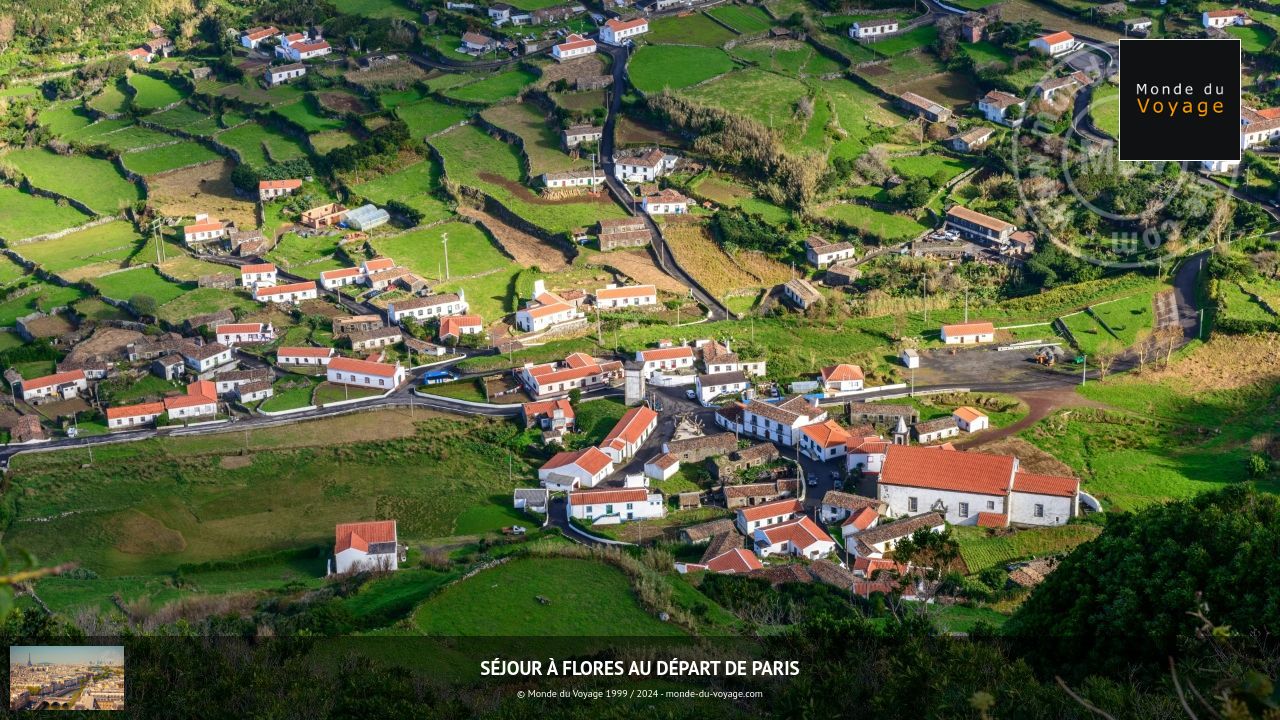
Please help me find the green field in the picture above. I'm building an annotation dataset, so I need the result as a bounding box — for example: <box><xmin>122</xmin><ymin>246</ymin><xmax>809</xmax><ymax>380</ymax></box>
<box><xmin>0</xmin><ymin>283</ymin><xmax>87</xmax><ymax>326</ymax></box>
<box><xmin>146</xmin><ymin>103</ymin><xmax>226</xmax><ymax>136</ymax></box>
<box><xmin>216</xmin><ymin>122</ymin><xmax>309</xmax><ymax>167</ymax></box>
<box><xmin>378</xmin><ymin>87</ymin><xmax>428</xmax><ymax>109</ymax></box>
<box><xmin>311</xmin><ymin>130</ymin><xmax>360</xmax><ymax>154</ymax></box>
<box><xmin>0</xmin><ymin>185</ymin><xmax>93</xmax><ymax>241</ymax></box>
<box><xmin>349</xmin><ymin>158</ymin><xmax>453</xmax><ymax>224</ymax></box>
<box><xmin>276</xmin><ymin>96</ymin><xmax>346</xmax><ymax>132</ymax></box>
<box><xmin>1227</xmin><ymin>24</ymin><xmax>1274</xmax><ymax>53</ymax></box>
<box><xmin>122</xmin><ymin>141</ymin><xmax>221</xmax><ymax>175</ymax></box>
<box><xmin>690</xmin><ymin>173</ymin><xmax>791</xmax><ymax>224</ymax></box>
<box><xmin>414</xmin><ymin>557</ymin><xmax>683</xmax><ymax>636</ymax></box>
<box><xmin>128</xmin><ymin>73</ymin><xmax>188</xmax><ymax>111</ymax></box>
<box><xmin>707</xmin><ymin>5</ymin><xmax>774</xmax><ymax>33</ymax></box>
<box><xmin>88</xmin><ymin>80</ymin><xmax>131</xmax><ymax>115</ymax></box>
<box><xmin>1087</xmin><ymin>290</ymin><xmax>1156</xmax><ymax>348</ymax></box>
<box><xmin>266</xmin><ymin>233</ymin><xmax>343</xmax><ymax>273</ymax></box>
<box><xmin>430</xmin><ymin>124</ymin><xmax>629</xmax><ymax>234</ymax></box>
<box><xmin>396</xmin><ymin>97</ymin><xmax>473</xmax><ymax>138</ymax></box>
<box><xmin>865</xmin><ymin>25</ymin><xmax>938</xmax><ymax>56</ymax></box>
<box><xmin>679</xmin><ymin>68</ymin><xmax>821</xmax><ymax>151</ymax></box>
<box><xmin>91</xmin><ymin>266</ymin><xmax>188</xmax><ymax>305</ymax></box>
<box><xmin>0</xmin><ymin>85</ymin><xmax>38</xmax><ymax>98</ymax></box>
<box><xmin>953</xmin><ymin>524</ymin><xmax>1103</xmax><ymax>573</ymax></box>
<box><xmin>84</xmin><ymin>124</ymin><xmax>177</xmax><ymax>152</ymax></box>
<box><xmin>2</xmin><ymin>414</ymin><xmax>539</xmax><ymax>579</ymax></box>
<box><xmin>647</xmin><ymin>13</ymin><xmax>737</xmax><ymax>46</ymax></box>
<box><xmin>369</xmin><ymin>222</ymin><xmax>508</xmax><ymax>280</ymax></box>
<box><xmin>629</xmin><ymin>45</ymin><xmax>736</xmax><ymax>93</ymax></box>
<box><xmin>732</xmin><ymin>39</ymin><xmax>843</xmax><ymax>77</ymax></box>
<box><xmin>482</xmin><ymin>102</ymin><xmax>588</xmax><ymax>175</ymax></box>
<box><xmin>1090</xmin><ymin>81</ymin><xmax>1119</xmax><ymax>139</ymax></box>
<box><xmin>156</xmin><ymin>287</ymin><xmax>259</xmax><ymax>324</ymax></box>
<box><xmin>13</xmin><ymin>220</ymin><xmax>141</xmax><ymax>276</ymax></box>
<box><xmin>890</xmin><ymin>154</ymin><xmax>971</xmax><ymax>182</ymax></box>
<box><xmin>819</xmin><ymin>202</ymin><xmax>929</xmax><ymax>242</ymax></box>
<box><xmin>332</xmin><ymin>0</ymin><xmax>418</xmax><ymax>19</ymax></box>
<box><xmin>38</xmin><ymin>103</ymin><xmax>96</xmax><ymax>137</ymax></box>
<box><xmin>820</xmin><ymin>77</ymin><xmax>902</xmax><ymax>160</ymax></box>
<box><xmin>441</xmin><ymin>68</ymin><xmax>537</xmax><ymax>104</ymax></box>
<box><xmin>1</xmin><ymin>148</ymin><xmax>142</xmax><ymax>214</ymax></box>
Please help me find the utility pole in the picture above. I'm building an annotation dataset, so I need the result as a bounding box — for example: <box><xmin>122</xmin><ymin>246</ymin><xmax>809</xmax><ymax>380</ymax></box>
<box><xmin>1081</xmin><ymin>355</ymin><xmax>1087</xmax><ymax>386</ymax></box>
<box><xmin>964</xmin><ymin>289</ymin><xmax>969</xmax><ymax>323</ymax></box>
<box><xmin>441</xmin><ymin>232</ymin><xmax>450</xmax><ymax>280</ymax></box>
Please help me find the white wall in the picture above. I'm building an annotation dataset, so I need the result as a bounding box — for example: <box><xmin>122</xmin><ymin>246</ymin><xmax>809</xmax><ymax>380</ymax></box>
<box><xmin>1009</xmin><ymin>491</ymin><xmax>1075</xmax><ymax>526</ymax></box>
<box><xmin>879</xmin><ymin>483</ymin><xmax>1005</xmax><ymax>525</ymax></box>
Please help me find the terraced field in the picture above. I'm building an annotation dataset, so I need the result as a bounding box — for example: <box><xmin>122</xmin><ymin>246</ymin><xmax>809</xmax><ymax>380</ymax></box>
<box><xmin>1</xmin><ymin>148</ymin><xmax>142</xmax><ymax>214</ymax></box>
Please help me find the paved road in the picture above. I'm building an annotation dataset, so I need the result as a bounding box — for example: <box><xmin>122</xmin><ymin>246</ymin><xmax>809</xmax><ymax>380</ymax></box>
<box><xmin>594</xmin><ymin>42</ymin><xmax>731</xmax><ymax>321</ymax></box>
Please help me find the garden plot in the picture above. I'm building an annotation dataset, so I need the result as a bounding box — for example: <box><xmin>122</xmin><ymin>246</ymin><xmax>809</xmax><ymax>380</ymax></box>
<box><xmin>128</xmin><ymin>73</ymin><xmax>188</xmax><ymax>111</ymax></box>
<box><xmin>11</xmin><ymin>220</ymin><xmax>142</xmax><ymax>280</ymax></box>
<box><xmin>370</xmin><ymin>222</ymin><xmax>510</xmax><ymax>280</ymax></box>
<box><xmin>549</xmin><ymin>90</ymin><xmax>605</xmax><ymax>114</ymax></box>
<box><xmin>311</xmin><ymin>130</ymin><xmax>361</xmax><ymax>154</ymax></box>
<box><xmin>88</xmin><ymin>80</ymin><xmax>131</xmax><ymax>115</ymax></box>
<box><xmin>147</xmin><ymin>160</ymin><xmax>258</xmax><ymax>229</ymax></box>
<box><xmin>662</xmin><ymin>222</ymin><xmax>790</xmax><ymax>302</ymax></box>
<box><xmin>396</xmin><ymin>97</ymin><xmax>472</xmax><ymax>138</ymax></box>
<box><xmin>38</xmin><ymin>103</ymin><xmax>96</xmax><ymax>137</ymax></box>
<box><xmin>146</xmin><ymin>103</ymin><xmax>226</xmax><ymax>136</ymax></box>
<box><xmin>690</xmin><ymin>173</ymin><xmax>790</xmax><ymax>225</ymax></box>
<box><xmin>215</xmin><ymin>121</ymin><xmax>309</xmax><ymax>167</ymax></box>
<box><xmin>481</xmin><ymin>102</ymin><xmax>589</xmax><ymax>175</ymax></box>
<box><xmin>997</xmin><ymin>0</ymin><xmax>1121</xmax><ymax>42</ymax></box>
<box><xmin>430</xmin><ymin>124</ymin><xmax>629</xmax><ymax>235</ymax></box>
<box><xmin>122</xmin><ymin>141</ymin><xmax>221</xmax><ymax>176</ymax></box>
<box><xmin>707</xmin><ymin>4</ymin><xmax>773</xmax><ymax>33</ymax></box>
<box><xmin>0</xmin><ymin>186</ymin><xmax>92</xmax><ymax>241</ymax></box>
<box><xmin>332</xmin><ymin>0</ymin><xmax>418</xmax><ymax>20</ymax></box>
<box><xmin>629</xmin><ymin>45</ymin><xmax>736</xmax><ymax>93</ymax></box>
<box><xmin>893</xmin><ymin>71</ymin><xmax>981</xmax><ymax>108</ymax></box>
<box><xmin>1</xmin><ymin>148</ymin><xmax>142</xmax><ymax>214</ymax></box>
<box><xmin>349</xmin><ymin>157</ymin><xmax>453</xmax><ymax>224</ymax></box>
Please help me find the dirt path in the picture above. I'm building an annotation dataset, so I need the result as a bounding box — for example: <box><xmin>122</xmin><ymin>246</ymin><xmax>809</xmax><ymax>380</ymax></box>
<box><xmin>456</xmin><ymin>206</ymin><xmax>570</xmax><ymax>270</ymax></box>
<box><xmin>956</xmin><ymin>388</ymin><xmax>1110</xmax><ymax>450</ymax></box>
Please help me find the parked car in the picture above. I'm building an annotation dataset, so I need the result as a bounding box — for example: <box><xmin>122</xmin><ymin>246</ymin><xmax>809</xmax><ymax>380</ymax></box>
<box><xmin>806</xmin><ymin>477</ymin><xmax>818</xmax><ymax>487</ymax></box>
<box><xmin>685</xmin><ymin>389</ymin><xmax>696</xmax><ymax>399</ymax></box>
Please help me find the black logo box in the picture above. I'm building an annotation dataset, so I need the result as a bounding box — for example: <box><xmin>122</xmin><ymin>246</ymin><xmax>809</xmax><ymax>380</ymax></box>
<box><xmin>1118</xmin><ymin>38</ymin><xmax>1241</xmax><ymax>162</ymax></box>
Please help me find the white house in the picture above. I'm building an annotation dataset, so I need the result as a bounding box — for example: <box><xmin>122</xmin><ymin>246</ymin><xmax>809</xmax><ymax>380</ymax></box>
<box><xmin>515</xmin><ymin>284</ymin><xmax>585</xmax><ymax>333</ymax></box>
<box><xmin>818</xmin><ymin>490</ymin><xmax>883</xmax><ymax>525</ymax></box>
<box><xmin>387</xmin><ymin>292</ymin><xmax>468</xmax><ymax>325</ymax></box>
<box><xmin>163</xmin><ymin>380</ymin><xmax>218</xmax><ymax>420</ymax></box>
<box><xmin>845</xmin><ymin>431</ymin><xmax>891</xmax><ymax>475</ymax></box>
<box><xmin>600</xmin><ymin>17</ymin><xmax>649</xmax><ymax>46</ymax></box>
<box><xmin>740</xmin><ymin>395</ymin><xmax>827</xmax><ymax>447</ymax></box>
<box><xmin>846</xmin><ymin>511</ymin><xmax>945</xmax><ymax>559</ymax></box>
<box><xmin>106</xmin><ymin>401</ymin><xmax>165</xmax><ymax>429</ymax></box>
<box><xmin>695</xmin><ymin>370</ymin><xmax>749</xmax><ymax>405</ymax></box>
<box><xmin>641</xmin><ymin>189</ymin><xmax>690</xmax><ymax>215</ymax></box>
<box><xmin>326</xmin><ymin>356</ymin><xmax>405</xmax><ymax>390</ymax></box>
<box><xmin>215</xmin><ymin>322</ymin><xmax>276</xmax><ymax>346</ymax></box>
<box><xmin>900</xmin><ymin>348</ymin><xmax>920</xmax><ymax>369</ymax></box>
<box><xmin>940</xmin><ymin>321</ymin><xmax>995</xmax><ymax>344</ymax></box>
<box><xmin>568</xmin><ymin>487</ymin><xmax>665</xmax><ymax>524</ymax></box>
<box><xmin>915</xmin><ymin>417</ymin><xmax>959</xmax><ymax>443</ymax></box>
<box><xmin>255</xmin><ymin>280</ymin><xmax>318</xmax><ymax>304</ymax></box>
<box><xmin>644</xmin><ymin>452</ymin><xmax>680</xmax><ymax>481</ymax></box>
<box><xmin>782</xmin><ymin>278</ymin><xmax>822</xmax><ymax>310</ymax></box>
<box><xmin>552</xmin><ymin>33</ymin><xmax>596</xmax><ymax>61</ymax></box>
<box><xmin>1203</xmin><ymin>158</ymin><xmax>1242</xmax><ymax>173</ymax></box>
<box><xmin>543</xmin><ymin>169</ymin><xmax>606</xmax><ymax>189</ymax></box>
<box><xmin>517</xmin><ymin>353</ymin><xmax>620</xmax><ymax>400</ymax></box>
<box><xmin>332</xmin><ymin>520</ymin><xmax>399</xmax><ymax>575</ymax></box>
<box><xmin>258</xmin><ymin>179</ymin><xmax>302</xmax><ymax>202</ymax></box>
<box><xmin>614</xmin><ymin>148</ymin><xmax>676</xmax><ymax>183</ymax></box>
<box><xmin>276</xmin><ymin>33</ymin><xmax>331</xmax><ymax>61</ymax></box>
<box><xmin>241</xmin><ymin>26</ymin><xmax>279</xmax><ymax>49</ymax></box>
<box><xmin>1028</xmin><ymin>30</ymin><xmax>1078</xmax><ymax>56</ymax></box>
<box><xmin>562</xmin><ymin>124</ymin><xmax>602</xmax><ymax>149</ymax></box>
<box><xmin>180</xmin><ymin>342</ymin><xmax>234</xmax><ymax>373</ymax></box>
<box><xmin>488</xmin><ymin>2</ymin><xmax>513</xmax><ymax>22</ymax></box>
<box><xmin>439</xmin><ymin>315</ymin><xmax>484</xmax><ymax>341</ymax></box>
<box><xmin>953</xmin><ymin>406</ymin><xmax>989</xmax><ymax>433</ymax></box>
<box><xmin>1203</xmin><ymin>9</ymin><xmax>1248</xmax><ymax>28</ymax></box>
<box><xmin>805</xmin><ymin>236</ymin><xmax>857</xmax><ymax>268</ymax></box>
<box><xmin>1240</xmin><ymin>106</ymin><xmax>1280</xmax><ymax>150</ymax></box>
<box><xmin>266</xmin><ymin>63</ymin><xmax>306</xmax><ymax>86</ymax></box>
<box><xmin>278</xmin><ymin>346</ymin><xmax>335</xmax><ymax>367</ymax></box>
<box><xmin>734</xmin><ymin>498</ymin><xmax>804</xmax><ymax>535</ymax></box>
<box><xmin>240</xmin><ymin>263</ymin><xmax>277</xmax><ymax>289</ymax></box>
<box><xmin>599</xmin><ymin>406</ymin><xmax>659</xmax><ymax>463</ymax></box>
<box><xmin>798</xmin><ymin>419</ymin><xmax>852</xmax><ymax>462</ymax></box>
<box><xmin>595</xmin><ymin>284</ymin><xmax>657</xmax><ymax>310</ymax></box>
<box><xmin>752</xmin><ymin>516</ymin><xmax>835</xmax><ymax>559</ymax></box>
<box><xmin>979</xmin><ymin>90</ymin><xmax>1026</xmax><ymax>126</ymax></box>
<box><xmin>635</xmin><ymin>345</ymin><xmax>695</xmax><ymax>377</ymax></box>
<box><xmin>696</xmin><ymin>339</ymin><xmax>766</xmax><ymax>377</ymax></box>
<box><xmin>183</xmin><ymin>216</ymin><xmax>232</xmax><ymax>245</ymax></box>
<box><xmin>19</xmin><ymin>369</ymin><xmax>88</xmax><ymax>402</ymax></box>
<box><xmin>320</xmin><ymin>267</ymin><xmax>364</xmax><ymax>290</ymax></box>
<box><xmin>538</xmin><ymin>447</ymin><xmax>615</xmax><ymax>490</ymax></box>
<box><xmin>877</xmin><ymin>444</ymin><xmax>1078</xmax><ymax>527</ymax></box>
<box><xmin>819</xmin><ymin>363</ymin><xmax>864</xmax><ymax>394</ymax></box>
<box><xmin>850</xmin><ymin>18</ymin><xmax>899</xmax><ymax>39</ymax></box>
<box><xmin>236</xmin><ymin>379</ymin><xmax>274</xmax><ymax>403</ymax></box>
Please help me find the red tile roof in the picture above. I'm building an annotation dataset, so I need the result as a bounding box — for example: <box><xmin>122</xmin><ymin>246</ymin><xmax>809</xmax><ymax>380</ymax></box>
<box><xmin>543</xmin><ymin>447</ymin><xmax>613</xmax><ymax>475</ymax></box>
<box><xmin>601</xmin><ymin>406</ymin><xmax>658</xmax><ymax>448</ymax></box>
<box><xmin>947</xmin><ymin>205</ymin><xmax>1014</xmax><ymax>233</ymax></box>
<box><xmin>758</xmin><ymin>516</ymin><xmax>833</xmax><ymax>551</ymax></box>
<box><xmin>568</xmin><ymin>487</ymin><xmax>648</xmax><ymax>506</ymax></box>
<box><xmin>364</xmin><ymin>257</ymin><xmax>396</xmax><ymax>272</ymax></box>
<box><xmin>976</xmin><ymin>512</ymin><xmax>1008</xmax><ymax>528</ymax></box>
<box><xmin>523</xmin><ymin>398</ymin><xmax>574</xmax><ymax>420</ymax></box>
<box><xmin>597</xmin><ymin>284</ymin><xmax>656</xmax><ymax>300</ymax></box>
<box><xmin>241</xmin><ymin>263</ymin><xmax>275</xmax><ymax>274</ymax></box>
<box><xmin>880</xmin><ymin>444</ymin><xmax>1015</xmax><ymax>496</ymax></box>
<box><xmin>842</xmin><ymin>506</ymin><xmax>880</xmax><ymax>531</ymax></box>
<box><xmin>321</xmin><ymin>267</ymin><xmax>363</xmax><ymax>280</ymax></box>
<box><xmin>1012</xmin><ymin>471</ymin><xmax>1079</xmax><ymax>497</ymax></box>
<box><xmin>439</xmin><ymin>314</ymin><xmax>483</xmax><ymax>338</ymax></box>
<box><xmin>639</xmin><ymin>346</ymin><xmax>693</xmax><ymax>362</ymax></box>
<box><xmin>258</xmin><ymin>179</ymin><xmax>302</xmax><ymax>191</ymax></box>
<box><xmin>106</xmin><ymin>401</ymin><xmax>165</xmax><ymax>420</ymax></box>
<box><xmin>953</xmin><ymin>406</ymin><xmax>987</xmax><ymax>423</ymax></box>
<box><xmin>821</xmin><ymin>364</ymin><xmax>864</xmax><ymax>383</ymax></box>
<box><xmin>279</xmin><ymin>346</ymin><xmax>333</xmax><ymax>358</ymax></box>
<box><xmin>556</xmin><ymin>33</ymin><xmax>596</xmax><ymax>51</ymax></box>
<box><xmin>801</xmin><ymin>419</ymin><xmax>851</xmax><ymax>448</ymax></box>
<box><xmin>1037</xmin><ymin>30</ymin><xmax>1075</xmax><ymax>44</ymax></box>
<box><xmin>329</xmin><ymin>356</ymin><xmax>400</xmax><ymax>378</ymax></box>
<box><xmin>217</xmin><ymin>323</ymin><xmax>266</xmax><ymax>334</ymax></box>
<box><xmin>21</xmin><ymin>369</ymin><xmax>86</xmax><ymax>391</ymax></box>
<box><xmin>256</xmin><ymin>280</ymin><xmax>316</xmax><ymax>298</ymax></box>
<box><xmin>605</xmin><ymin>17</ymin><xmax>648</xmax><ymax>32</ymax></box>
<box><xmin>706</xmin><ymin>548</ymin><xmax>762</xmax><ymax>574</ymax></box>
<box><xmin>942</xmin><ymin>321</ymin><xmax>996</xmax><ymax>336</ymax></box>
<box><xmin>335</xmin><ymin>520</ymin><xmax>397</xmax><ymax>553</ymax></box>
<box><xmin>738</xmin><ymin>498</ymin><xmax>804</xmax><ymax>523</ymax></box>
<box><xmin>184</xmin><ymin>221</ymin><xmax>227</xmax><ymax>234</ymax></box>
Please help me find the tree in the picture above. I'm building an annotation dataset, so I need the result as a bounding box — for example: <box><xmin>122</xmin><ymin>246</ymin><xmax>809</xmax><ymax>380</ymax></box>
<box><xmin>567</xmin><ymin>388</ymin><xmax>582</xmax><ymax>408</ymax></box>
<box><xmin>889</xmin><ymin>526</ymin><xmax>960</xmax><ymax>612</ymax></box>
<box><xmin>1005</xmin><ymin>486</ymin><xmax>1280</xmax><ymax>680</ymax></box>
<box><xmin>129</xmin><ymin>294</ymin><xmax>158</xmax><ymax>317</ymax></box>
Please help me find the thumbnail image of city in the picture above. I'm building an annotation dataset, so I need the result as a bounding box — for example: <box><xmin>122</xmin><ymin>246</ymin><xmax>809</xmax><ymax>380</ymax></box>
<box><xmin>8</xmin><ymin>646</ymin><xmax>124</xmax><ymax>711</ymax></box>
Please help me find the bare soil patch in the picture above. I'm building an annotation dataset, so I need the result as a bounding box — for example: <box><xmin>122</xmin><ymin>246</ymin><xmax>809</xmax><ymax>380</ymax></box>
<box><xmin>583</xmin><ymin>249</ymin><xmax>688</xmax><ymax>294</ymax></box>
<box><xmin>65</xmin><ymin>327</ymin><xmax>144</xmax><ymax>364</ymax></box>
<box><xmin>971</xmin><ymin>436</ymin><xmax>1077</xmax><ymax>477</ymax></box>
<box><xmin>344</xmin><ymin>61</ymin><xmax>427</xmax><ymax>89</ymax></box>
<box><xmin>219</xmin><ymin>455</ymin><xmax>254</xmax><ymax>470</ymax></box>
<box><xmin>109</xmin><ymin>510</ymin><xmax>187</xmax><ymax>555</ymax></box>
<box><xmin>317</xmin><ymin>92</ymin><xmax>369</xmax><ymax>115</ymax></box>
<box><xmin>858</xmin><ymin>64</ymin><xmax>890</xmax><ymax>77</ymax></box>
<box><xmin>148</xmin><ymin>159</ymin><xmax>258</xmax><ymax>229</ymax></box>
<box><xmin>22</xmin><ymin>314</ymin><xmax>74</xmax><ymax>338</ymax></box>
<box><xmin>299</xmin><ymin>299</ymin><xmax>345</xmax><ymax>318</ymax></box>
<box><xmin>456</xmin><ymin>205</ymin><xmax>570</xmax><ymax>270</ymax></box>
<box><xmin>1125</xmin><ymin>332</ymin><xmax>1280</xmax><ymax>391</ymax></box>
